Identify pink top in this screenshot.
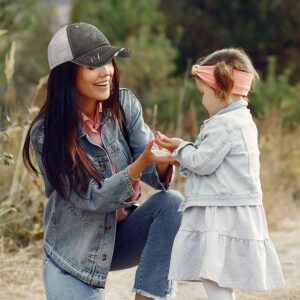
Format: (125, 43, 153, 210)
(191, 64, 254, 97)
(81, 102, 165, 221)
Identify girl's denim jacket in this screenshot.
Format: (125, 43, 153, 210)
(173, 99, 263, 210)
(30, 89, 170, 287)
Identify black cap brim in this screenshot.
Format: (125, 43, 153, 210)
(71, 45, 132, 68)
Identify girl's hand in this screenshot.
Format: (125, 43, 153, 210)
(128, 140, 180, 182)
(154, 138, 179, 166)
(157, 148, 181, 168)
(154, 131, 183, 153)
(141, 139, 176, 165)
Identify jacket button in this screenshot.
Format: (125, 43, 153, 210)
(104, 223, 112, 230)
(100, 254, 107, 261)
(99, 163, 106, 172)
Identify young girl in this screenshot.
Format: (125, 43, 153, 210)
(155, 48, 285, 300)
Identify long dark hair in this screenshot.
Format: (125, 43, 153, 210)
(23, 59, 125, 199)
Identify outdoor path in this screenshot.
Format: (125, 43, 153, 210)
(0, 219, 299, 300)
(105, 218, 300, 300)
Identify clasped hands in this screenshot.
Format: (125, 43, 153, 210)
(141, 131, 183, 167)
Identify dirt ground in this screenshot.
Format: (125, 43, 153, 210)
(105, 218, 300, 300)
(0, 217, 299, 300)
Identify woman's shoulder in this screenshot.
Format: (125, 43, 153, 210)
(119, 88, 140, 106)
(119, 88, 142, 118)
(30, 119, 44, 137)
(29, 119, 45, 152)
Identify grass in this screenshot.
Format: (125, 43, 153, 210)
(0, 37, 299, 296)
(0, 238, 45, 300)
(0, 114, 299, 299)
(257, 110, 300, 228)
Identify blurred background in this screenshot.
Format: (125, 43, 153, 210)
(0, 0, 300, 299)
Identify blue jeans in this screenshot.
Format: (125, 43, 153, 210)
(43, 190, 183, 300)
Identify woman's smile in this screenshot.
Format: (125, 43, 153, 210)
(94, 80, 110, 88)
(93, 80, 111, 92)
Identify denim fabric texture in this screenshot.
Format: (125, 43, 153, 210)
(30, 88, 179, 289)
(43, 191, 183, 300)
(173, 99, 263, 209)
(43, 255, 105, 300)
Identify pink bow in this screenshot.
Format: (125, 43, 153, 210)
(191, 64, 254, 97)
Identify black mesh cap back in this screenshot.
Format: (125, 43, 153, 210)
(67, 23, 110, 58)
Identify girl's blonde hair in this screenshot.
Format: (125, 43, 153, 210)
(197, 48, 260, 102)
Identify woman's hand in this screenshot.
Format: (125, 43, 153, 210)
(140, 139, 176, 165)
(127, 140, 176, 181)
(154, 131, 183, 153)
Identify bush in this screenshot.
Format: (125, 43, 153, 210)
(251, 56, 300, 129)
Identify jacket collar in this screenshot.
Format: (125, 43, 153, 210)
(204, 99, 248, 124)
(78, 114, 111, 139)
(216, 99, 248, 115)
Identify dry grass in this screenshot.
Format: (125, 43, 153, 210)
(0, 117, 299, 298)
(1, 25, 299, 298)
(0, 87, 300, 299)
(0, 220, 299, 300)
(0, 239, 45, 300)
(257, 111, 300, 228)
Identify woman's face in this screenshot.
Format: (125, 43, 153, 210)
(76, 61, 114, 104)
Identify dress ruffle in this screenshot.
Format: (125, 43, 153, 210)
(168, 206, 285, 290)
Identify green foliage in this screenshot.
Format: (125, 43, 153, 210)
(144, 78, 208, 137)
(0, 191, 45, 248)
(119, 27, 177, 97)
(72, 0, 163, 42)
(0, 0, 49, 83)
(71, 0, 178, 99)
(0, 1, 49, 248)
(0, 114, 11, 129)
(251, 56, 300, 129)
(28, 222, 43, 238)
(1, 0, 300, 248)
(0, 152, 14, 165)
(160, 0, 300, 79)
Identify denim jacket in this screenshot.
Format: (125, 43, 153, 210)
(30, 88, 170, 287)
(173, 99, 262, 210)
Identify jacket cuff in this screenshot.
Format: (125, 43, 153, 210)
(172, 141, 194, 161)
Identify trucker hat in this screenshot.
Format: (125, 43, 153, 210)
(48, 22, 131, 70)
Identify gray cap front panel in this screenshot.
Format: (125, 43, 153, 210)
(48, 25, 74, 70)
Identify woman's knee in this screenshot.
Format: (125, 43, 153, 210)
(146, 190, 183, 228)
(150, 190, 184, 210)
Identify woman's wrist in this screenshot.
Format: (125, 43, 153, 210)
(127, 155, 149, 181)
(139, 152, 150, 165)
(127, 164, 141, 181)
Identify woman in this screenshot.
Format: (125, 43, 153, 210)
(23, 22, 183, 300)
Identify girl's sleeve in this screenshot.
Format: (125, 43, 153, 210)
(172, 122, 232, 176)
(120, 89, 173, 190)
(178, 165, 192, 177)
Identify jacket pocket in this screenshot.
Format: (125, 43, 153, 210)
(106, 140, 130, 171)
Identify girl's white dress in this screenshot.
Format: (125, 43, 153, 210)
(169, 100, 285, 290)
(168, 205, 285, 290)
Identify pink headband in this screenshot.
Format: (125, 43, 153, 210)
(191, 64, 254, 97)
